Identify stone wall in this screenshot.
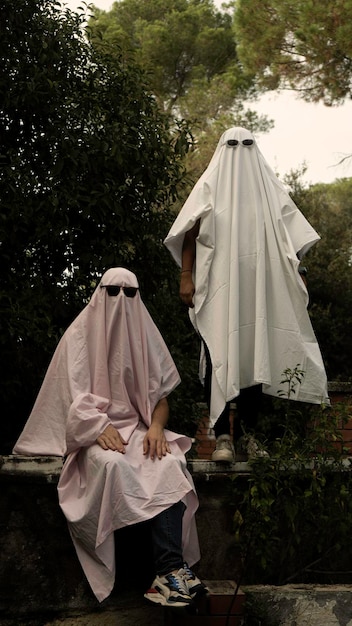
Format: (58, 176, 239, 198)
(0, 456, 244, 623)
(2, 381, 352, 626)
(2, 456, 352, 625)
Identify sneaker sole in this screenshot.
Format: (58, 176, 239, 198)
(144, 588, 193, 608)
(188, 583, 209, 597)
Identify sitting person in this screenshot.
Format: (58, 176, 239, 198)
(13, 267, 207, 607)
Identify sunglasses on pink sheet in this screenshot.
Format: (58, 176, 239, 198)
(100, 285, 139, 298)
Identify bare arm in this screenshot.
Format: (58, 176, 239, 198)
(180, 220, 200, 308)
(298, 264, 308, 287)
(143, 397, 171, 460)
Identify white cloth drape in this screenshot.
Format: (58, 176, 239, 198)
(164, 127, 329, 426)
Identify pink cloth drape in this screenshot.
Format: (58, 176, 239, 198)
(14, 268, 200, 601)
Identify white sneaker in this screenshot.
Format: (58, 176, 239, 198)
(180, 562, 208, 597)
(211, 434, 235, 462)
(144, 569, 193, 607)
(236, 434, 269, 461)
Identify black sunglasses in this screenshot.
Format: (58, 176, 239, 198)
(226, 139, 254, 147)
(100, 285, 139, 298)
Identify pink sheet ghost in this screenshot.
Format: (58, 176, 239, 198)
(13, 267, 200, 602)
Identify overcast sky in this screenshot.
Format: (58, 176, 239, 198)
(64, 0, 352, 185)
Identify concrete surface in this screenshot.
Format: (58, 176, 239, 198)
(42, 605, 165, 626)
(243, 584, 352, 626)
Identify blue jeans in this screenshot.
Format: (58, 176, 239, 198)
(150, 500, 186, 576)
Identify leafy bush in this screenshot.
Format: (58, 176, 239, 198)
(0, 0, 198, 451)
(230, 368, 352, 585)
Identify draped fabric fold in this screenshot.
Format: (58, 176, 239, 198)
(164, 127, 329, 426)
(13, 267, 200, 601)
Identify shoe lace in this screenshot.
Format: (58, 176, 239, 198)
(169, 572, 189, 595)
(244, 435, 269, 457)
(182, 563, 194, 581)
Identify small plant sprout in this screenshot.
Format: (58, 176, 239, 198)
(277, 364, 305, 401)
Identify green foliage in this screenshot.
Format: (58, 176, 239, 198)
(88, 0, 275, 212)
(230, 368, 352, 585)
(89, 0, 244, 110)
(87, 0, 272, 137)
(0, 0, 199, 451)
(277, 364, 305, 400)
(2, 0, 352, 463)
(233, 0, 352, 104)
(286, 176, 352, 381)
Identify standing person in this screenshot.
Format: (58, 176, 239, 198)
(164, 127, 329, 463)
(13, 267, 206, 607)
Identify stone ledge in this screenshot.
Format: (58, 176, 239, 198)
(0, 455, 252, 483)
(2, 455, 352, 484)
(243, 584, 352, 626)
(0, 454, 63, 482)
(187, 458, 252, 476)
(4, 584, 352, 625)
(327, 381, 352, 393)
